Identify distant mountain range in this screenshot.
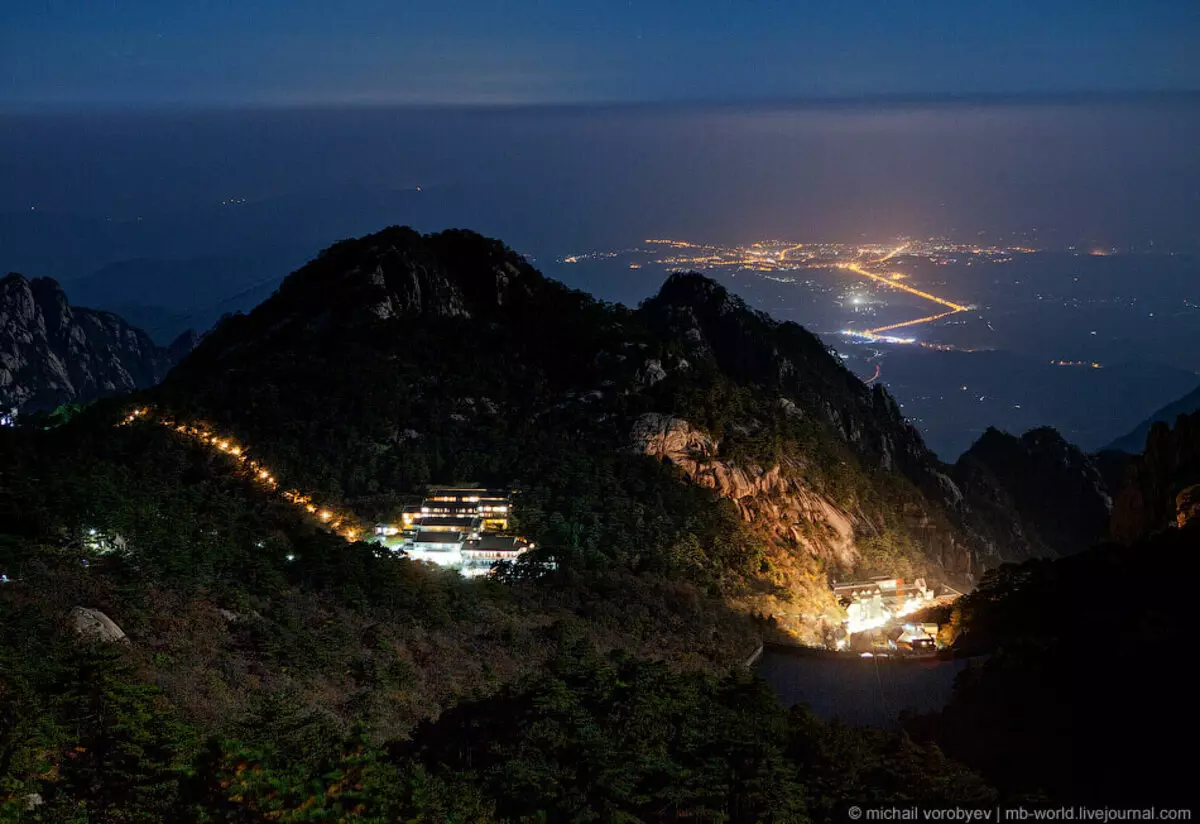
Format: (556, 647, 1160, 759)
(845, 347, 1199, 461)
(1105, 382, 1200, 454)
(64, 256, 287, 344)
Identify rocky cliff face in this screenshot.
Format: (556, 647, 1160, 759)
(629, 413, 859, 567)
(0, 273, 195, 413)
(1176, 485, 1200, 528)
(1110, 412, 1200, 543)
(247, 227, 538, 325)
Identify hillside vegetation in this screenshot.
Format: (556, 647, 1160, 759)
(1, 226, 1161, 819)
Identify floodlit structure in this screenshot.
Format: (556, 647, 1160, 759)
(460, 535, 531, 578)
(407, 530, 469, 558)
(376, 487, 530, 576)
(416, 516, 483, 540)
(833, 576, 936, 635)
(897, 623, 940, 651)
(420, 488, 511, 531)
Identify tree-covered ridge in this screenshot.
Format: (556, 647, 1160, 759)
(950, 427, 1111, 560)
(5, 225, 1168, 819)
(0, 405, 1004, 821)
(907, 522, 1195, 805)
(154, 228, 982, 605)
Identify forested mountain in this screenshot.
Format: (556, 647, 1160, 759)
(1110, 410, 1200, 543)
(950, 427, 1112, 559)
(910, 520, 1194, 805)
(0, 226, 1182, 819)
(157, 226, 1071, 630)
(0, 274, 195, 414)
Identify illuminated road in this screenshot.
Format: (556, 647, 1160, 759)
(836, 261, 967, 313)
(119, 407, 366, 542)
(865, 309, 960, 336)
(876, 243, 908, 263)
(836, 247, 969, 341)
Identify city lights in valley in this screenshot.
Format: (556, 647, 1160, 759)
(832, 246, 971, 342)
(611, 237, 987, 347)
(558, 236, 1085, 356)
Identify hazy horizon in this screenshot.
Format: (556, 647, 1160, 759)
(4, 95, 1198, 273)
(5, 94, 1198, 459)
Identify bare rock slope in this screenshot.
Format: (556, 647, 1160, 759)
(1, 273, 195, 413)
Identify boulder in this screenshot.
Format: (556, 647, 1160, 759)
(70, 606, 129, 644)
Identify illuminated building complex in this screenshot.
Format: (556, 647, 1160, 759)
(832, 576, 936, 634)
(374, 487, 531, 577)
(421, 488, 512, 531)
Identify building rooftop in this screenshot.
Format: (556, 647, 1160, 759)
(469, 535, 526, 552)
(428, 487, 510, 495)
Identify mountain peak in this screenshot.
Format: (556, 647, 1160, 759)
(652, 271, 744, 311)
(270, 226, 547, 325)
(952, 424, 1110, 558)
(1, 272, 184, 412)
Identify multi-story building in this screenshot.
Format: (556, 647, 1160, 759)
(420, 488, 511, 531)
(376, 488, 527, 577)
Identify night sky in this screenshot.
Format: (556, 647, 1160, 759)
(3, 0, 1198, 108)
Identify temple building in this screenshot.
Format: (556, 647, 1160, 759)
(374, 487, 530, 577)
(420, 488, 511, 531)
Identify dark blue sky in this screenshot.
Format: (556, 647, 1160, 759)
(2, 0, 1197, 108)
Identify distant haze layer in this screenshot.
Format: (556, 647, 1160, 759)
(2, 97, 1198, 290)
